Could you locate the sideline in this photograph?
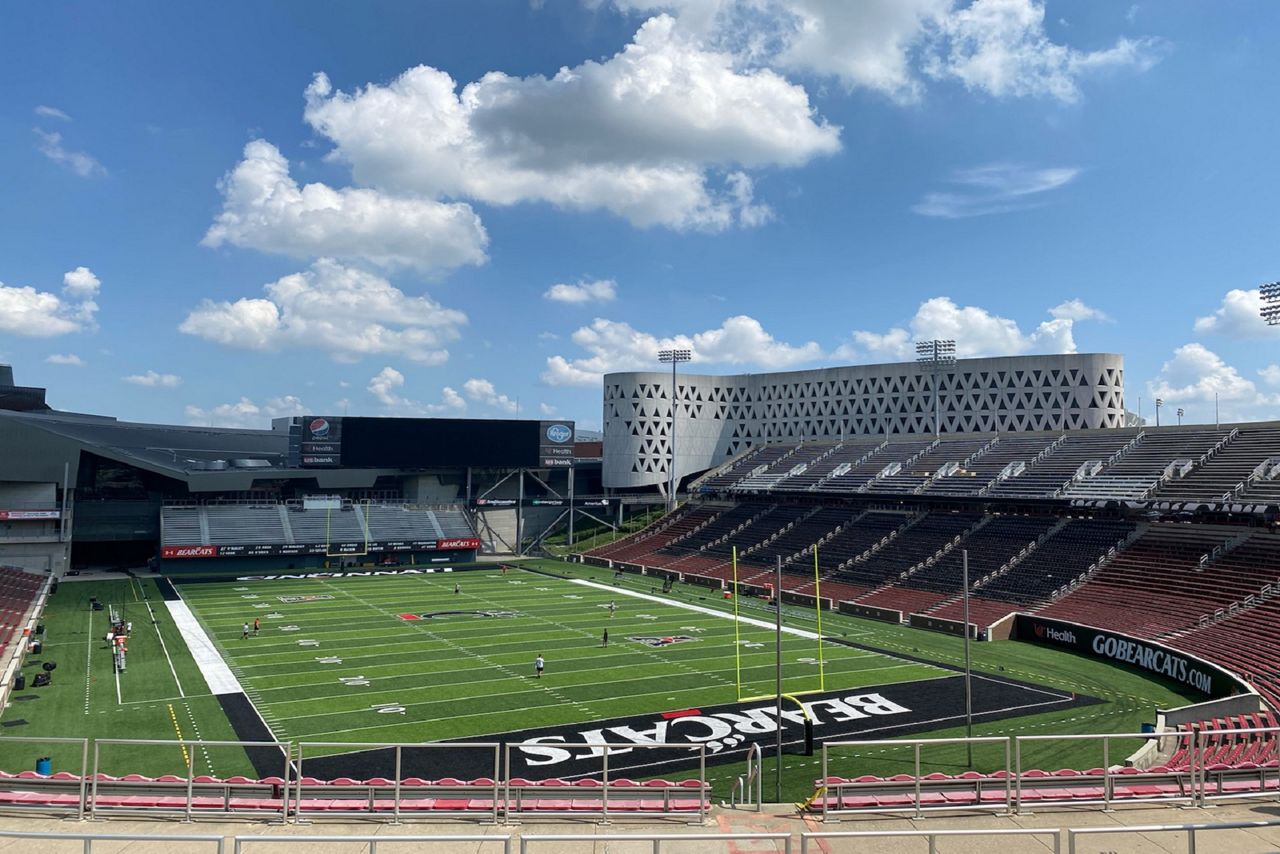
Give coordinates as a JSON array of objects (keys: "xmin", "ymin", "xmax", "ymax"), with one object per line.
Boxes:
[{"xmin": 162, "ymin": 598, "xmax": 242, "ymax": 695}]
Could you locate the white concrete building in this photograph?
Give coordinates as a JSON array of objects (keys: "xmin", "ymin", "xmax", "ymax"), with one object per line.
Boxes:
[{"xmin": 603, "ymin": 353, "xmax": 1125, "ymax": 491}]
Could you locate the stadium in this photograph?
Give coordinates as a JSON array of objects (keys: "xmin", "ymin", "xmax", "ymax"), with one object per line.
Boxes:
[{"xmin": 2, "ymin": 342, "xmax": 1280, "ymax": 850}]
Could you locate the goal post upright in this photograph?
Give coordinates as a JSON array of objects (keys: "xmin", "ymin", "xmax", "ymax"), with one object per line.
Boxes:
[
  {"xmin": 815, "ymin": 543, "xmax": 826, "ymax": 693},
  {"xmin": 733, "ymin": 545, "xmax": 743, "ymax": 701}
]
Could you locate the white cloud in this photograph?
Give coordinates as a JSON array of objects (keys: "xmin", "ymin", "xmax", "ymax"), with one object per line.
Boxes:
[
  {"xmin": 543, "ymin": 314, "xmax": 822, "ymax": 386},
  {"xmin": 1259, "ymin": 364, "xmax": 1280, "ymax": 387},
  {"xmin": 539, "ymin": 402, "xmax": 559, "ymax": 416},
  {"xmin": 45, "ymin": 353, "xmax": 85, "ymax": 366},
  {"xmin": 0, "ymin": 267, "xmax": 101, "ymax": 337},
  {"xmin": 180, "ymin": 259, "xmax": 467, "ymax": 364},
  {"xmin": 1194, "ymin": 288, "xmax": 1278, "ymax": 339},
  {"xmin": 923, "ymin": 0, "xmax": 1164, "ymax": 102},
  {"xmin": 303, "ymin": 15, "xmax": 839, "ymax": 232},
  {"xmin": 35, "ymin": 105, "xmax": 71, "ymax": 121},
  {"xmin": 202, "ymin": 140, "xmax": 488, "ymax": 273},
  {"xmin": 463, "ymin": 377, "xmax": 519, "ymax": 413},
  {"xmin": 366, "ymin": 366, "xmax": 467, "ymax": 415},
  {"xmin": 838, "ymin": 296, "xmax": 1097, "ymax": 361},
  {"xmin": 608, "ymin": 0, "xmax": 1160, "ymax": 103},
  {"xmin": 184, "ymin": 395, "xmax": 307, "ymax": 429},
  {"xmin": 1049, "ymin": 298, "xmax": 1110, "ymax": 322},
  {"xmin": 33, "ymin": 129, "xmax": 105, "ymax": 177},
  {"xmin": 544, "ymin": 279, "xmax": 618, "ymax": 304},
  {"xmin": 1147, "ymin": 343, "xmax": 1280, "ymax": 422},
  {"xmin": 913, "ymin": 163, "xmax": 1080, "ymax": 218},
  {"xmin": 62, "ymin": 266, "xmax": 101, "ymax": 298},
  {"xmin": 123, "ymin": 370, "xmax": 182, "ymax": 388}
]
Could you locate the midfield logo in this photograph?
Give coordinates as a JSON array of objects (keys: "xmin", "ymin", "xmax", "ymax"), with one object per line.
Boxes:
[{"xmin": 629, "ymin": 635, "xmax": 697, "ymax": 648}]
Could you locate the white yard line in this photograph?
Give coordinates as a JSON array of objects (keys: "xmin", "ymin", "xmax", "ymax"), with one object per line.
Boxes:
[
  {"xmin": 163, "ymin": 598, "xmax": 243, "ymax": 695},
  {"xmin": 143, "ymin": 596, "xmax": 185, "ymax": 698}
]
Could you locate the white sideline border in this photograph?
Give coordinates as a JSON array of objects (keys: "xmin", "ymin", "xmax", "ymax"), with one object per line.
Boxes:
[
  {"xmin": 164, "ymin": 598, "xmax": 242, "ymax": 695},
  {"xmin": 569, "ymin": 577, "xmax": 824, "ymax": 640}
]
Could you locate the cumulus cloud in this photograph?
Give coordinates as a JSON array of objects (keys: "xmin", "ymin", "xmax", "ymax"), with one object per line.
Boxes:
[
  {"xmin": 1194, "ymin": 288, "xmax": 1279, "ymax": 339},
  {"xmin": 0, "ymin": 266, "xmax": 101, "ymax": 337},
  {"xmin": 34, "ymin": 105, "xmax": 71, "ymax": 121},
  {"xmin": 1259, "ymin": 364, "xmax": 1280, "ymax": 387},
  {"xmin": 45, "ymin": 353, "xmax": 85, "ymax": 366},
  {"xmin": 463, "ymin": 377, "xmax": 519, "ymax": 413},
  {"xmin": 544, "ymin": 279, "xmax": 618, "ymax": 304},
  {"xmin": 33, "ymin": 129, "xmax": 105, "ymax": 177},
  {"xmin": 837, "ymin": 296, "xmax": 1103, "ymax": 361},
  {"xmin": 303, "ymin": 15, "xmax": 840, "ymax": 231},
  {"xmin": 543, "ymin": 314, "xmax": 822, "ymax": 386},
  {"xmin": 366, "ymin": 366, "xmax": 467, "ymax": 415},
  {"xmin": 180, "ymin": 259, "xmax": 467, "ymax": 364},
  {"xmin": 608, "ymin": 0, "xmax": 1160, "ymax": 103},
  {"xmin": 202, "ymin": 140, "xmax": 488, "ymax": 273},
  {"xmin": 185, "ymin": 395, "xmax": 307, "ymax": 429},
  {"xmin": 922, "ymin": 0, "xmax": 1164, "ymax": 101},
  {"xmin": 123, "ymin": 370, "xmax": 182, "ymax": 388},
  {"xmin": 913, "ymin": 163, "xmax": 1080, "ymax": 218},
  {"xmin": 539, "ymin": 402, "xmax": 559, "ymax": 416},
  {"xmin": 1049, "ymin": 298, "xmax": 1111, "ymax": 322},
  {"xmin": 1146, "ymin": 343, "xmax": 1280, "ymax": 422}
]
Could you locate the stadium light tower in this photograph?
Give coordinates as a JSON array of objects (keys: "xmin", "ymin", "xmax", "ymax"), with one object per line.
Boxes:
[
  {"xmin": 1260, "ymin": 281, "xmax": 1280, "ymax": 326},
  {"xmin": 1155, "ymin": 397, "xmax": 1163, "ymax": 428},
  {"xmin": 916, "ymin": 340, "xmax": 957, "ymax": 437},
  {"xmin": 658, "ymin": 348, "xmax": 692, "ymax": 512},
  {"xmin": 1177, "ymin": 407, "xmax": 1184, "ymax": 426}
]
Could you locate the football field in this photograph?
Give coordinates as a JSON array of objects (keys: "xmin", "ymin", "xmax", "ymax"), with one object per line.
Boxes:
[{"xmin": 176, "ymin": 566, "xmax": 947, "ymax": 754}]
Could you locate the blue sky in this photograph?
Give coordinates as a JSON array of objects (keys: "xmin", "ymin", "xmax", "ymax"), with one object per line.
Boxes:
[{"xmin": 2, "ymin": 0, "xmax": 1278, "ymax": 430}]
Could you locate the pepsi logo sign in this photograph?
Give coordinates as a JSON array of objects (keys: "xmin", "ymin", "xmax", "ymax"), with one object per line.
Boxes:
[
  {"xmin": 545, "ymin": 424, "xmax": 572, "ymax": 443},
  {"xmin": 309, "ymin": 418, "xmax": 331, "ymax": 438}
]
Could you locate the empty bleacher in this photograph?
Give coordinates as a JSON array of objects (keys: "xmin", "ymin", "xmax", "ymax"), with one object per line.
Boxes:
[
  {"xmin": 1154, "ymin": 427, "xmax": 1280, "ymax": 503},
  {"xmin": 922, "ymin": 433, "xmax": 1061, "ymax": 497},
  {"xmin": 1063, "ymin": 429, "xmax": 1229, "ymax": 501},
  {"xmin": 862, "ymin": 437, "xmax": 992, "ymax": 495},
  {"xmin": 985, "ymin": 431, "xmax": 1138, "ymax": 499}
]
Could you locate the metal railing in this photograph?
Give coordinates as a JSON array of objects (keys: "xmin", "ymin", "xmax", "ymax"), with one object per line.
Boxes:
[
  {"xmin": 520, "ymin": 832, "xmax": 791, "ymax": 854},
  {"xmin": 728, "ymin": 743, "xmax": 762, "ymax": 811},
  {"xmin": 294, "ymin": 740, "xmax": 501, "ymax": 825},
  {"xmin": 90, "ymin": 738, "xmax": 291, "ymax": 822},
  {"xmin": 1014, "ymin": 730, "xmax": 1190, "ymax": 811},
  {"xmin": 1066, "ymin": 818, "xmax": 1280, "ymax": 854},
  {"xmin": 235, "ymin": 834, "xmax": 510, "ymax": 854},
  {"xmin": 820, "ymin": 736, "xmax": 1012, "ymax": 820},
  {"xmin": 0, "ymin": 735, "xmax": 88, "ymax": 819},
  {"xmin": 0, "ymin": 830, "xmax": 224, "ymax": 853},
  {"xmin": 802, "ymin": 827, "xmax": 1061, "ymax": 854},
  {"xmin": 502, "ymin": 740, "xmax": 708, "ymax": 824}
]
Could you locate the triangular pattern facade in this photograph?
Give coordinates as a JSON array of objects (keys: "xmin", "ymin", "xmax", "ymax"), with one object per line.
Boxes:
[{"xmin": 603, "ymin": 354, "xmax": 1126, "ymax": 489}]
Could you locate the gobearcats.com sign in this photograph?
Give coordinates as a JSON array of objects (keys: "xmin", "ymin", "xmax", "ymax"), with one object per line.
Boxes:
[{"xmin": 1018, "ymin": 615, "xmax": 1222, "ymax": 696}]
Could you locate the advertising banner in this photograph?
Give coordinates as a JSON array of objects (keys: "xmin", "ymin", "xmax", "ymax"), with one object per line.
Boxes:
[{"xmin": 0, "ymin": 509, "xmax": 60, "ymax": 520}]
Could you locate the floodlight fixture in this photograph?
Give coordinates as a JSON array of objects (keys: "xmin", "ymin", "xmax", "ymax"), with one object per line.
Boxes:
[
  {"xmin": 916, "ymin": 339, "xmax": 958, "ymax": 437},
  {"xmin": 657, "ymin": 349, "xmax": 693, "ymax": 511},
  {"xmin": 1260, "ymin": 281, "xmax": 1280, "ymax": 326}
]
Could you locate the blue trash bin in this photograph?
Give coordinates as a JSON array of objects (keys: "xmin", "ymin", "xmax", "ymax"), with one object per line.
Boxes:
[{"xmin": 35, "ymin": 757, "xmax": 51, "ymax": 775}]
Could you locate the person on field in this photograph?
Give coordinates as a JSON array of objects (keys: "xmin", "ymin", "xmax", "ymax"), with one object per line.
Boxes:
[
  {"xmin": 454, "ymin": 582, "xmax": 460, "ymax": 595},
  {"xmin": 602, "ymin": 628, "xmax": 609, "ymax": 647},
  {"xmin": 241, "ymin": 622, "xmax": 249, "ymax": 640},
  {"xmin": 609, "ymin": 600, "xmax": 616, "ymax": 617},
  {"xmin": 534, "ymin": 654, "xmax": 545, "ymax": 678},
  {"xmin": 253, "ymin": 617, "xmax": 260, "ymax": 636}
]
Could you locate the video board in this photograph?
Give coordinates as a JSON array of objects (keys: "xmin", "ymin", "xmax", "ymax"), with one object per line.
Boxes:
[{"xmin": 292, "ymin": 417, "xmax": 575, "ymax": 469}]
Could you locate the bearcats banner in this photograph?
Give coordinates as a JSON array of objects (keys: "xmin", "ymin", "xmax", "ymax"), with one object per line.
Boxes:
[{"xmin": 1012, "ymin": 614, "xmax": 1247, "ymax": 697}]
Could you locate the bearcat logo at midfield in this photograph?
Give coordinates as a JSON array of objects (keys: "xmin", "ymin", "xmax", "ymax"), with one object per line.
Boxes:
[
  {"xmin": 629, "ymin": 635, "xmax": 697, "ymax": 648},
  {"xmin": 420, "ymin": 610, "xmax": 519, "ymax": 620}
]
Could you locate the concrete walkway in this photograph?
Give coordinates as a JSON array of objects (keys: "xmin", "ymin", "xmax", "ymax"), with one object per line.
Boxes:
[{"xmin": 0, "ymin": 801, "xmax": 1278, "ymax": 853}]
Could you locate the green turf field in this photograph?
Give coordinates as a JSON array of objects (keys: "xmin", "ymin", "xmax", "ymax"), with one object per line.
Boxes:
[
  {"xmin": 175, "ymin": 567, "xmax": 945, "ymax": 746},
  {"xmin": 0, "ymin": 561, "xmax": 1205, "ymax": 800}
]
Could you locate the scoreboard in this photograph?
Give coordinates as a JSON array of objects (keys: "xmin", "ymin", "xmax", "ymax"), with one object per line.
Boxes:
[{"xmin": 289, "ymin": 416, "xmax": 576, "ymax": 469}]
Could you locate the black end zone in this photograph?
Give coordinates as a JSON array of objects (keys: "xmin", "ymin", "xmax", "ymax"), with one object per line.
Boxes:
[
  {"xmin": 217, "ymin": 693, "xmax": 289, "ymax": 778},
  {"xmin": 154, "ymin": 576, "xmax": 181, "ymax": 601},
  {"xmin": 293, "ymin": 673, "xmax": 1100, "ymax": 783}
]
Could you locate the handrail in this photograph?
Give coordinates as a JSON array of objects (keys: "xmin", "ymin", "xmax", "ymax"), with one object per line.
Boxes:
[
  {"xmin": 521, "ymin": 833, "xmax": 791, "ymax": 854},
  {"xmin": 0, "ymin": 830, "xmax": 224, "ymax": 853},
  {"xmin": 236, "ymin": 835, "xmax": 510, "ymax": 854},
  {"xmin": 802, "ymin": 827, "xmax": 1060, "ymax": 854},
  {"xmin": 1066, "ymin": 819, "xmax": 1280, "ymax": 854}
]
